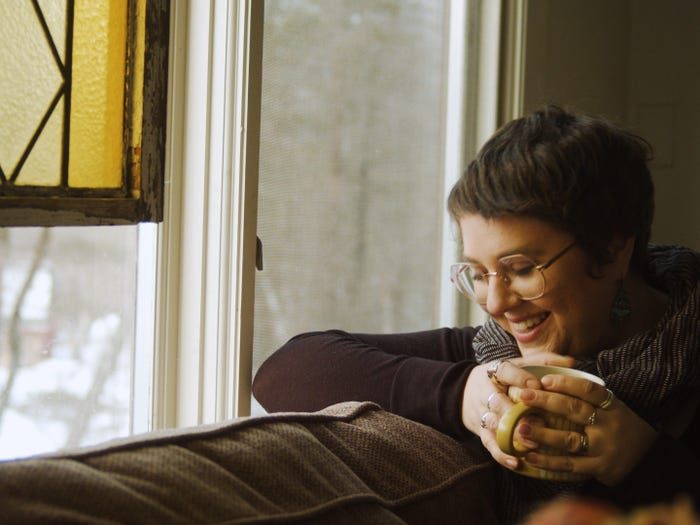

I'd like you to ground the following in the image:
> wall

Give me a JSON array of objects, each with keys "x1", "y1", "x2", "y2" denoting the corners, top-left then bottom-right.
[
  {"x1": 521, "y1": 0, "x2": 700, "y2": 250},
  {"x1": 626, "y1": 0, "x2": 700, "y2": 250}
]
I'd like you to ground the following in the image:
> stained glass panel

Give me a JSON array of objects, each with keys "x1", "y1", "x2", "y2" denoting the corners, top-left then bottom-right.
[
  {"x1": 0, "y1": 0, "x2": 167, "y2": 225},
  {"x1": 0, "y1": 0, "x2": 128, "y2": 191}
]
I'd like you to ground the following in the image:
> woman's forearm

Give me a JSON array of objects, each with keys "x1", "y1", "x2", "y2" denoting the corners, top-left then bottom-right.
[{"x1": 252, "y1": 327, "x2": 480, "y2": 438}]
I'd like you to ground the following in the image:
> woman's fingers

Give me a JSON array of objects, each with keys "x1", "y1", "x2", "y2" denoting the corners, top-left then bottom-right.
[
  {"x1": 490, "y1": 354, "x2": 577, "y2": 391},
  {"x1": 539, "y1": 374, "x2": 613, "y2": 408},
  {"x1": 479, "y1": 421, "x2": 520, "y2": 470},
  {"x1": 516, "y1": 378, "x2": 613, "y2": 426},
  {"x1": 489, "y1": 360, "x2": 542, "y2": 390},
  {"x1": 512, "y1": 352, "x2": 577, "y2": 369},
  {"x1": 512, "y1": 417, "x2": 544, "y2": 449},
  {"x1": 518, "y1": 388, "x2": 594, "y2": 425},
  {"x1": 524, "y1": 448, "x2": 599, "y2": 476},
  {"x1": 498, "y1": 372, "x2": 659, "y2": 486},
  {"x1": 520, "y1": 421, "x2": 589, "y2": 454}
]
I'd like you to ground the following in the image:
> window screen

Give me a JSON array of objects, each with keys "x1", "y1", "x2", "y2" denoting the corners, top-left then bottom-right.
[{"x1": 253, "y1": 1, "x2": 448, "y2": 385}]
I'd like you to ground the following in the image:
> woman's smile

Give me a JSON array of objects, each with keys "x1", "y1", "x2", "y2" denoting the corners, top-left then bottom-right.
[
  {"x1": 509, "y1": 312, "x2": 550, "y2": 333},
  {"x1": 504, "y1": 312, "x2": 551, "y2": 346}
]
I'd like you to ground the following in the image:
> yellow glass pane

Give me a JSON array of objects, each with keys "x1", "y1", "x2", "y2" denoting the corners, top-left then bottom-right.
[{"x1": 69, "y1": 0, "x2": 128, "y2": 189}]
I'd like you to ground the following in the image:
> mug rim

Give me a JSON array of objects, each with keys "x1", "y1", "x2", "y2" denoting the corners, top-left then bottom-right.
[{"x1": 519, "y1": 365, "x2": 605, "y2": 386}]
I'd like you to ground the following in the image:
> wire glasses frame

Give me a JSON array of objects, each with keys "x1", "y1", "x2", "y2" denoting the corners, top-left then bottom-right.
[{"x1": 450, "y1": 241, "x2": 577, "y2": 303}]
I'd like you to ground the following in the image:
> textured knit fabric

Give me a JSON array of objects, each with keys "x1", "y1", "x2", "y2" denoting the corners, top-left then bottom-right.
[{"x1": 2, "y1": 402, "x2": 498, "y2": 524}]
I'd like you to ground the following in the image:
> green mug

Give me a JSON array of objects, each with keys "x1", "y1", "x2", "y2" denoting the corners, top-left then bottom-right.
[{"x1": 496, "y1": 365, "x2": 605, "y2": 481}]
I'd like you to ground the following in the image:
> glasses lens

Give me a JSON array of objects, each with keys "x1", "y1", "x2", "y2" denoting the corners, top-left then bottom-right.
[
  {"x1": 500, "y1": 256, "x2": 545, "y2": 300},
  {"x1": 450, "y1": 264, "x2": 471, "y2": 297},
  {"x1": 450, "y1": 264, "x2": 486, "y2": 301},
  {"x1": 450, "y1": 256, "x2": 547, "y2": 302}
]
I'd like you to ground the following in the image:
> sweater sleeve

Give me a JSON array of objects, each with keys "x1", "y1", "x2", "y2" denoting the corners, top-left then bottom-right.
[
  {"x1": 252, "y1": 327, "x2": 481, "y2": 439},
  {"x1": 583, "y1": 408, "x2": 700, "y2": 509}
]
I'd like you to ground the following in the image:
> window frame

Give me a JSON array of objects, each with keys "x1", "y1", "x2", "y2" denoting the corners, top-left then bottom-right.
[
  {"x1": 138, "y1": 0, "x2": 504, "y2": 431},
  {"x1": 4, "y1": 0, "x2": 509, "y2": 437},
  {"x1": 0, "y1": 0, "x2": 170, "y2": 226},
  {"x1": 139, "y1": 0, "x2": 263, "y2": 430}
]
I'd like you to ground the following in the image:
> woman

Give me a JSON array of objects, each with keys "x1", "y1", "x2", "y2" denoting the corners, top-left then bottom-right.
[{"x1": 253, "y1": 106, "x2": 700, "y2": 523}]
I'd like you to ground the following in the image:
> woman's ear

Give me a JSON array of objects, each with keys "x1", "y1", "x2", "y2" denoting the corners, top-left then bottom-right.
[{"x1": 608, "y1": 236, "x2": 635, "y2": 278}]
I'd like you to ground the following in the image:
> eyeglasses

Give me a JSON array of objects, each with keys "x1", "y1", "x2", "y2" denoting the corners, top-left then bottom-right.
[{"x1": 450, "y1": 241, "x2": 576, "y2": 303}]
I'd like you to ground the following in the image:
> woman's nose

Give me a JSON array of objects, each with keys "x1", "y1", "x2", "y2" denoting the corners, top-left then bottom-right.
[{"x1": 483, "y1": 274, "x2": 519, "y2": 315}]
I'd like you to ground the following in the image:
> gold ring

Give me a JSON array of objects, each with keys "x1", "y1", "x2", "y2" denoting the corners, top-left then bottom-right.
[
  {"x1": 587, "y1": 407, "x2": 597, "y2": 426},
  {"x1": 578, "y1": 432, "x2": 589, "y2": 455},
  {"x1": 598, "y1": 388, "x2": 615, "y2": 409}
]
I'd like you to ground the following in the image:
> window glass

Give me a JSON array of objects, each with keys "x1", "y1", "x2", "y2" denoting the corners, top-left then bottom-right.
[
  {"x1": 70, "y1": 0, "x2": 130, "y2": 189},
  {"x1": 253, "y1": 0, "x2": 448, "y2": 400},
  {"x1": 0, "y1": 226, "x2": 136, "y2": 459}
]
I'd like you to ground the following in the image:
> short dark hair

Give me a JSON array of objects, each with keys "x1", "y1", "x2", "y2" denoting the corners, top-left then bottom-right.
[{"x1": 447, "y1": 105, "x2": 655, "y2": 274}]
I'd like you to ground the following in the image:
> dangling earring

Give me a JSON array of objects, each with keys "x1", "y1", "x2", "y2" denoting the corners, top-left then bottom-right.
[{"x1": 610, "y1": 279, "x2": 631, "y2": 321}]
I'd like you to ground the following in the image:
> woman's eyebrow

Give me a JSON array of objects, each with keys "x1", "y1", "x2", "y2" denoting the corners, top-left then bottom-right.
[
  {"x1": 461, "y1": 246, "x2": 545, "y2": 263},
  {"x1": 460, "y1": 254, "x2": 491, "y2": 265}
]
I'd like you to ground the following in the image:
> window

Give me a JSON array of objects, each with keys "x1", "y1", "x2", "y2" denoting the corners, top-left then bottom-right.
[
  {"x1": 0, "y1": 0, "x2": 503, "y2": 458},
  {"x1": 150, "y1": 0, "x2": 499, "y2": 425},
  {"x1": 0, "y1": 0, "x2": 168, "y2": 458}
]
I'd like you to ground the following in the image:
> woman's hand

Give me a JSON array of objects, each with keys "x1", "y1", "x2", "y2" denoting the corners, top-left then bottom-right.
[
  {"x1": 461, "y1": 353, "x2": 576, "y2": 470},
  {"x1": 515, "y1": 373, "x2": 658, "y2": 486}
]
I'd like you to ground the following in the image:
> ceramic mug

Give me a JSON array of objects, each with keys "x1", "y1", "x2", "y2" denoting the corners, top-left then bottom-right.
[{"x1": 496, "y1": 365, "x2": 605, "y2": 482}]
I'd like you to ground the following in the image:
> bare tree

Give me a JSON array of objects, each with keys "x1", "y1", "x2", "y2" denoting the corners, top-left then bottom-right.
[{"x1": 0, "y1": 228, "x2": 50, "y2": 426}]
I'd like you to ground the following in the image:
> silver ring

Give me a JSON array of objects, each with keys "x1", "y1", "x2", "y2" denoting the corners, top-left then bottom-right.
[
  {"x1": 487, "y1": 392, "x2": 500, "y2": 411},
  {"x1": 599, "y1": 388, "x2": 615, "y2": 410},
  {"x1": 578, "y1": 432, "x2": 589, "y2": 455},
  {"x1": 587, "y1": 407, "x2": 598, "y2": 426},
  {"x1": 486, "y1": 360, "x2": 508, "y2": 387},
  {"x1": 480, "y1": 412, "x2": 489, "y2": 429}
]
